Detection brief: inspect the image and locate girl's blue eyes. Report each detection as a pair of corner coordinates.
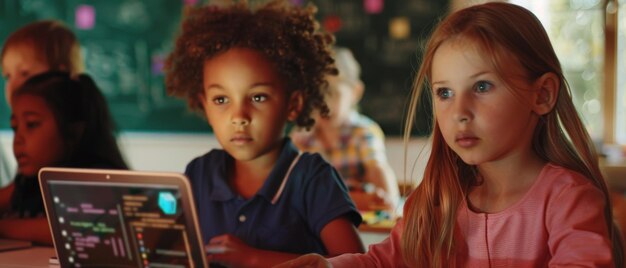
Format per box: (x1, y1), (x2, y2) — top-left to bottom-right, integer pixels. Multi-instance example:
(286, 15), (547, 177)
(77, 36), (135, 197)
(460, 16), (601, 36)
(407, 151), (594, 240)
(436, 88), (453, 99)
(434, 80), (493, 100)
(475, 81), (492, 92)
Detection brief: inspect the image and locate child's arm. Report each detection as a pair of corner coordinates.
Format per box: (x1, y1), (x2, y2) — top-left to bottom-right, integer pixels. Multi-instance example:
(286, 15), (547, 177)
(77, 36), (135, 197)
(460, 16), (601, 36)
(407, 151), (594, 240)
(277, 218), (408, 268)
(356, 123), (401, 211)
(206, 234), (302, 267)
(273, 254), (329, 268)
(0, 184), (52, 245)
(362, 160), (400, 210)
(0, 217), (53, 245)
(547, 182), (614, 266)
(319, 216), (364, 256)
(206, 217), (363, 267)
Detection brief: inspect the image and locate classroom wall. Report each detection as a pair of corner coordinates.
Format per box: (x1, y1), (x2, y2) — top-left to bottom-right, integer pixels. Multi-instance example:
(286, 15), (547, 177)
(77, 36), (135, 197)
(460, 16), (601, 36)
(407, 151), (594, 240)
(0, 0), (438, 188)
(0, 131), (429, 188)
(0, 0), (447, 137)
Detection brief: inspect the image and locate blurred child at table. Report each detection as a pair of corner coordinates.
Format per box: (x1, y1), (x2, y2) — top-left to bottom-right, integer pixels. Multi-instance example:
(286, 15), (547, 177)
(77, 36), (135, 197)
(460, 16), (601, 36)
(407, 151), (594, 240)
(0, 20), (85, 244)
(0, 71), (128, 244)
(164, 0), (364, 267)
(291, 47), (400, 212)
(278, 2), (623, 267)
(0, 19), (83, 186)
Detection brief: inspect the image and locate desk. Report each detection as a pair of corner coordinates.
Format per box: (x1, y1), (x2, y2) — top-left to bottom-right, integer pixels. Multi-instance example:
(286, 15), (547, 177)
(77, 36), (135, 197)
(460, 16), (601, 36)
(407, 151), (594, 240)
(358, 230), (389, 249)
(358, 210), (396, 249)
(0, 247), (56, 268)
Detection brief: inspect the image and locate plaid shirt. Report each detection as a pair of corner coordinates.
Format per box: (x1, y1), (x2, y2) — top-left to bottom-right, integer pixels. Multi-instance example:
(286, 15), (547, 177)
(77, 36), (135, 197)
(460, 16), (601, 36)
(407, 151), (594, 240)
(291, 112), (388, 183)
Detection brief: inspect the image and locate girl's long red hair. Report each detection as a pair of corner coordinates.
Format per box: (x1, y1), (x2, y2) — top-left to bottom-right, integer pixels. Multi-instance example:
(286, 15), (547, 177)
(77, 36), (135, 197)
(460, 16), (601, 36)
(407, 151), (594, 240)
(402, 2), (623, 267)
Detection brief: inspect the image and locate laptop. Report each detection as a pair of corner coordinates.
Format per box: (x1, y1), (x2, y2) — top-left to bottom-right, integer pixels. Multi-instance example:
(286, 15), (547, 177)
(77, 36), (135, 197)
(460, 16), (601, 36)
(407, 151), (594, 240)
(38, 167), (208, 268)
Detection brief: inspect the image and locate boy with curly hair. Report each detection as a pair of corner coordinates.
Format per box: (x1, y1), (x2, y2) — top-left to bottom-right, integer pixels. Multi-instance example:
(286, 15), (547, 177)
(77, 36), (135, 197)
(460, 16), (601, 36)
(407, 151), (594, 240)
(165, 0), (364, 266)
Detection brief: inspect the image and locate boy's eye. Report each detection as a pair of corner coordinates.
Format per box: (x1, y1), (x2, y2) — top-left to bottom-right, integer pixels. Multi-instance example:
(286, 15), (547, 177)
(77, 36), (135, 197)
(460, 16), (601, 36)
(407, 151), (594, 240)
(475, 81), (492, 93)
(252, 94), (267, 102)
(436, 88), (453, 100)
(212, 96), (228, 105)
(26, 121), (41, 129)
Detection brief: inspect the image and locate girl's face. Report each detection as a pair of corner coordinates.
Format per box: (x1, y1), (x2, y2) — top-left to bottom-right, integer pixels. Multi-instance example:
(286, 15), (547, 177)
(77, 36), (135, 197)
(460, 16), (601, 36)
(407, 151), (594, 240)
(199, 48), (299, 164)
(431, 40), (539, 166)
(11, 94), (65, 176)
(2, 45), (50, 106)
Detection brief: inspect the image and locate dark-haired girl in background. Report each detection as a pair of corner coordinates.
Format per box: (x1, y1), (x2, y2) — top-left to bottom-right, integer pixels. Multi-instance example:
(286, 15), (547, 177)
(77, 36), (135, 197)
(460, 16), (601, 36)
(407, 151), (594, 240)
(0, 71), (128, 244)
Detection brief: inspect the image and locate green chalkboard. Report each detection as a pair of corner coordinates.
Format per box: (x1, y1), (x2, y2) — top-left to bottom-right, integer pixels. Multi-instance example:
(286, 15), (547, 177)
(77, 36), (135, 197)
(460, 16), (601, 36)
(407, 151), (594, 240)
(0, 0), (210, 132)
(1, 0), (445, 135)
(316, 0), (446, 136)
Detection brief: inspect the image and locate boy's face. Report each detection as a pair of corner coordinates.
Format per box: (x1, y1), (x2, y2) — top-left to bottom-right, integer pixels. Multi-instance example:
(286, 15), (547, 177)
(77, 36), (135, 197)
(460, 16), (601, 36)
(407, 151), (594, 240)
(2, 45), (50, 106)
(10, 94), (65, 177)
(316, 75), (355, 128)
(199, 48), (298, 163)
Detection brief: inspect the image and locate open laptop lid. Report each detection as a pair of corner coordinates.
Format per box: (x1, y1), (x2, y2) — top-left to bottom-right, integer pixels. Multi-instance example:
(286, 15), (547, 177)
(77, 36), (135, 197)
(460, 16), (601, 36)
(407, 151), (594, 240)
(38, 167), (208, 268)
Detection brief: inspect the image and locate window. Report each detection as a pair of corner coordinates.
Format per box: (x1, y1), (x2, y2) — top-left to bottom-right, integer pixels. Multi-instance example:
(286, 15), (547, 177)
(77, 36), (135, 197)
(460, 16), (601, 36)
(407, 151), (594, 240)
(515, 0), (607, 141)
(456, 0), (614, 144)
(616, 1), (626, 144)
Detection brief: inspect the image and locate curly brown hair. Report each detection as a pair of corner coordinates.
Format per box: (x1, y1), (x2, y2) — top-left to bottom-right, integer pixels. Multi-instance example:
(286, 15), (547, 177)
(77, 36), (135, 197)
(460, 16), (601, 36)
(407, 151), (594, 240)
(164, 0), (336, 129)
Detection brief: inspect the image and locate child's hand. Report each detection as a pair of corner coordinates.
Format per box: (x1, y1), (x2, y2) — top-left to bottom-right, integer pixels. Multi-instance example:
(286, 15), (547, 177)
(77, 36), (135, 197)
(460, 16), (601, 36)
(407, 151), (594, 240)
(273, 254), (330, 268)
(349, 189), (389, 211)
(206, 234), (256, 268)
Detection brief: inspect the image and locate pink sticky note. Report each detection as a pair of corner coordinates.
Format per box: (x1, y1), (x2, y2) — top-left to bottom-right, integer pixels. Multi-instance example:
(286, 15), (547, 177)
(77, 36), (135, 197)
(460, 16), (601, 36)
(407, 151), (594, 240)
(152, 54), (165, 75)
(364, 0), (383, 14)
(75, 5), (95, 30)
(290, 0), (304, 6)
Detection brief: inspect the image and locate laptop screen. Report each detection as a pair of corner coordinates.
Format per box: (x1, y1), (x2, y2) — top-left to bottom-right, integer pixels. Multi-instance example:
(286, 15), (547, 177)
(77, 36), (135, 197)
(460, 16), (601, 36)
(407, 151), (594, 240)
(39, 168), (207, 268)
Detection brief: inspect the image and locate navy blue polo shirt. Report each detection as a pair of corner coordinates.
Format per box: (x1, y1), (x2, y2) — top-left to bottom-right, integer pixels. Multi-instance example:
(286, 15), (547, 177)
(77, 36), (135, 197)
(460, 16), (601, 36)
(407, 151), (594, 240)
(185, 138), (361, 255)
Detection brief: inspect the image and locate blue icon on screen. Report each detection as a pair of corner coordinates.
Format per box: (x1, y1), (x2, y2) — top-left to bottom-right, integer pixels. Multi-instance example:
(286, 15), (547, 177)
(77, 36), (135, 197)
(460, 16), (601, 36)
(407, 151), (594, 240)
(158, 192), (177, 215)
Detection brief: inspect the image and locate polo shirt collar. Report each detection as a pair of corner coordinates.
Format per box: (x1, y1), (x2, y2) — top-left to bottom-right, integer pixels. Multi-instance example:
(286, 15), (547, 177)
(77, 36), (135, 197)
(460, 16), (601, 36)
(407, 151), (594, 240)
(208, 138), (300, 203)
(256, 138), (300, 203)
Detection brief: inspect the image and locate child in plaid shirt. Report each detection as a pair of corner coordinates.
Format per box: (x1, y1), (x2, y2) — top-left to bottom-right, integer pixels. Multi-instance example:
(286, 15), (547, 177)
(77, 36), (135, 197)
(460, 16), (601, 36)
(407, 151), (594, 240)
(291, 47), (400, 211)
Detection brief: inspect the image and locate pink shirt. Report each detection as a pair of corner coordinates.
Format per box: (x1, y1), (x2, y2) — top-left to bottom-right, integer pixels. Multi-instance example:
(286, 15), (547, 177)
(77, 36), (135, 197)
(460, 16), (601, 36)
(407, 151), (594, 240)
(330, 163), (614, 267)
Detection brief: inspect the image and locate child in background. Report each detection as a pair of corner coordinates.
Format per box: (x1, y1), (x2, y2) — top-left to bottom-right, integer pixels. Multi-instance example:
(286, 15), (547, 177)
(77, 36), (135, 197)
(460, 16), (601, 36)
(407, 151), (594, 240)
(0, 20), (89, 244)
(279, 2), (623, 267)
(0, 19), (83, 185)
(2, 20), (83, 105)
(0, 71), (128, 244)
(291, 47), (400, 212)
(164, 1), (364, 267)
